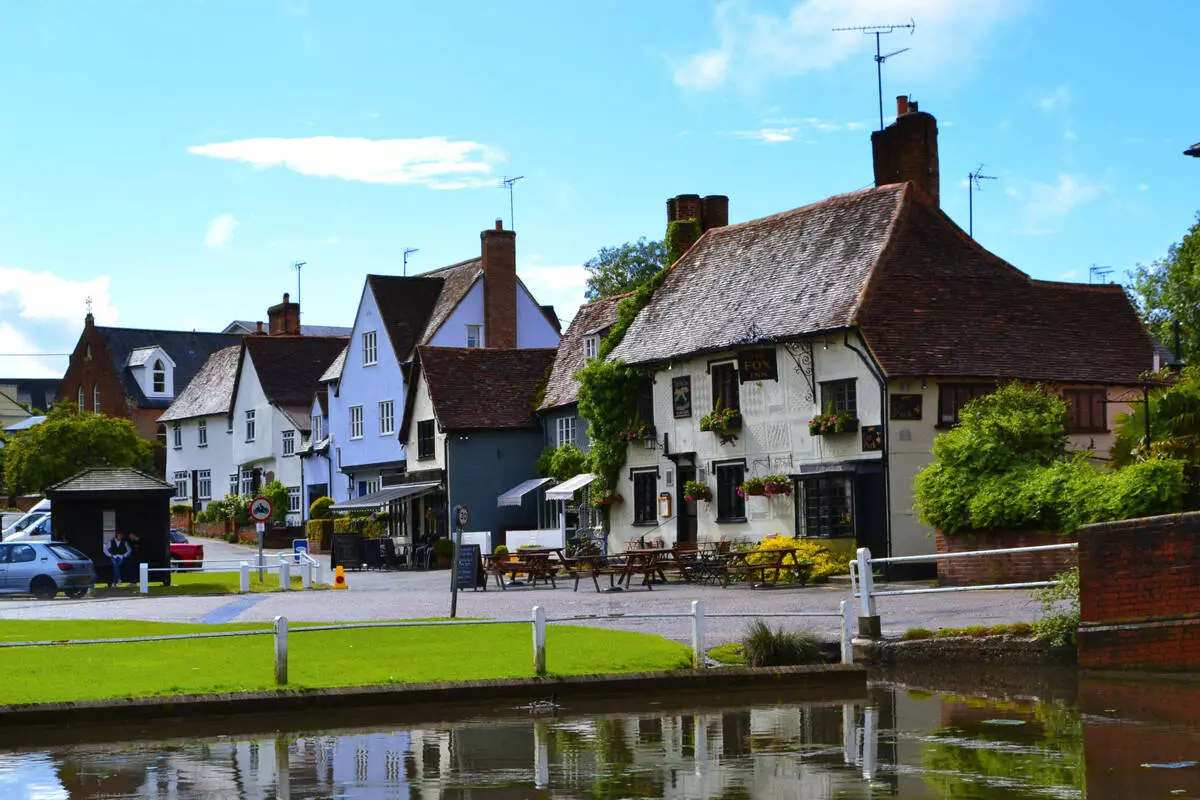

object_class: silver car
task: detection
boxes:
[0,542,95,599]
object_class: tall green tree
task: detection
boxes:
[583,238,665,300]
[1130,212,1200,361]
[1,403,157,494]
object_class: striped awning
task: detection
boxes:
[497,477,554,508]
[329,481,440,511]
[545,473,596,501]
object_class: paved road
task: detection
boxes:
[0,540,1045,644]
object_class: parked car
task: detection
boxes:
[169,529,204,570]
[0,541,95,599]
[2,513,52,543]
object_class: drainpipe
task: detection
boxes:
[842,329,891,565]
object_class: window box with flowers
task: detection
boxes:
[808,407,859,436]
[591,485,624,507]
[683,480,712,503]
[699,401,742,436]
[736,476,766,498]
[624,418,657,442]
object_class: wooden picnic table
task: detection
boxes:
[483,550,562,589]
[719,548,811,588]
[571,550,663,592]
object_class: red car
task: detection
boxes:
[169,530,205,570]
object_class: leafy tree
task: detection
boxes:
[1,402,156,494]
[583,237,665,300]
[1130,212,1200,361]
[261,479,290,524]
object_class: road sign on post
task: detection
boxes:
[449,504,469,619]
[250,497,272,581]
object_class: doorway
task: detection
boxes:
[676,464,697,544]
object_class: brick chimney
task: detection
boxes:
[481,219,517,349]
[871,95,940,205]
[666,193,730,261]
[267,292,300,335]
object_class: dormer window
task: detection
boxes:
[152,360,166,394]
[583,335,599,360]
[466,325,483,349]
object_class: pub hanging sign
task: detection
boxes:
[737,348,778,383]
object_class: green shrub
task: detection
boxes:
[261,480,289,524]
[169,503,193,516]
[707,642,747,665]
[494,545,509,556]
[305,519,323,538]
[741,620,823,667]
[202,494,250,525]
[1007,622,1035,637]
[309,496,335,519]
[935,627,961,638]
[333,518,354,535]
[962,625,990,638]
[903,628,934,641]
[226,532,239,544]
[986,624,1011,636]
[432,538,454,561]
[1034,567,1080,647]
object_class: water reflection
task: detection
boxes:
[3,672,1198,799]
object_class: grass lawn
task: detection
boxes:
[0,620,692,705]
[92,571,327,597]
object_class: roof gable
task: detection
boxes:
[158,345,241,422]
[95,326,245,409]
[414,258,483,345]
[365,274,446,364]
[239,336,349,426]
[413,346,555,431]
[46,467,173,493]
[540,293,627,410]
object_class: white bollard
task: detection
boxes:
[274,615,288,685]
[139,562,149,595]
[280,560,291,591]
[301,559,312,589]
[840,600,854,664]
[532,606,547,676]
[861,705,878,780]
[691,600,706,669]
[240,561,250,594]
[856,548,876,618]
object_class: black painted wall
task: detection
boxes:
[447,428,546,547]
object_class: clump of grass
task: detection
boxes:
[741,620,823,667]
[962,625,990,638]
[1007,621,1035,637]
[708,643,747,665]
[903,627,934,641]
[935,627,962,638]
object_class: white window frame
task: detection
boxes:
[77,386,84,411]
[349,405,364,439]
[198,419,208,448]
[556,416,576,448]
[365,479,380,496]
[312,414,323,442]
[152,359,166,394]
[583,335,599,360]
[245,409,256,442]
[172,422,182,450]
[379,400,394,436]
[466,324,483,349]
[287,486,301,513]
[198,470,212,501]
[362,330,378,366]
[229,474,238,496]
[282,429,295,457]
[173,471,189,500]
[93,385,100,414]
[240,469,255,497]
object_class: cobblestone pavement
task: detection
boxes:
[0,543,1045,644]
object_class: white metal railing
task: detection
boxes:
[848,543,1078,620]
[137,552,323,595]
[0,601,856,686]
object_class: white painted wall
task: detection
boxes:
[164,412,234,508]
[228,351,304,521]
[403,370,445,470]
[516,282,562,348]
[429,281,484,348]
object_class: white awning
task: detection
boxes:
[497,477,554,508]
[329,481,441,511]
[545,472,596,501]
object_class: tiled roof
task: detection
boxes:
[223,321,352,337]
[95,327,245,410]
[240,336,349,431]
[414,346,556,431]
[319,345,347,383]
[158,345,241,422]
[46,467,173,493]
[610,186,906,365]
[415,258,483,345]
[539,294,627,410]
[856,197,1156,383]
[366,274,447,363]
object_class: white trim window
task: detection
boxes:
[362,330,378,366]
[583,335,599,360]
[364,479,380,496]
[245,409,256,442]
[556,416,576,447]
[198,419,208,448]
[173,471,189,500]
[311,414,323,442]
[379,400,394,436]
[77,386,84,411]
[240,469,255,497]
[172,422,182,450]
[93,385,100,414]
[349,405,364,439]
[152,359,167,394]
[198,470,212,501]
[466,324,483,349]
[288,486,301,514]
[229,474,238,496]
[282,429,295,456]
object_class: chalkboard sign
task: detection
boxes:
[330,533,363,571]
[456,543,485,590]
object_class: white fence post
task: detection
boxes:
[861,705,878,780]
[274,615,288,685]
[279,560,291,591]
[839,600,854,664]
[532,606,547,676]
[691,600,706,669]
[139,563,149,594]
[855,548,876,618]
[240,561,250,594]
[301,559,312,589]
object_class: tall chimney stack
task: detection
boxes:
[666,193,730,262]
[481,219,517,349]
[871,95,940,205]
[267,292,300,335]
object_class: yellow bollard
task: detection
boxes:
[332,565,348,590]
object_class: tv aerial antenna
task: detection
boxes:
[967,165,997,239]
[500,175,524,231]
[832,19,915,131]
[1089,265,1114,284]
[293,261,307,324]
[403,247,419,276]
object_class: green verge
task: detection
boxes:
[93,572,329,597]
[0,620,692,705]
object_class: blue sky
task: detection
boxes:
[1,0,1197,379]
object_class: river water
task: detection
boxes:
[2,668,1197,799]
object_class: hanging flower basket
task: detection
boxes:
[699,404,742,435]
[624,421,657,441]
[808,409,859,436]
[591,486,624,507]
[683,480,712,503]
[737,477,767,498]
[762,474,794,498]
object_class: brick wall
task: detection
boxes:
[935,529,1077,586]
[1077,511,1200,670]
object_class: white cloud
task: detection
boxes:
[733,116,868,142]
[0,323,64,379]
[204,213,239,250]
[325,236,340,245]
[1063,130,1078,141]
[734,127,799,143]
[189,136,500,190]
[0,267,116,325]
[1138,183,1150,192]
[517,264,588,326]
[673,0,1029,91]
[1019,173,1104,235]
[1035,85,1071,111]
